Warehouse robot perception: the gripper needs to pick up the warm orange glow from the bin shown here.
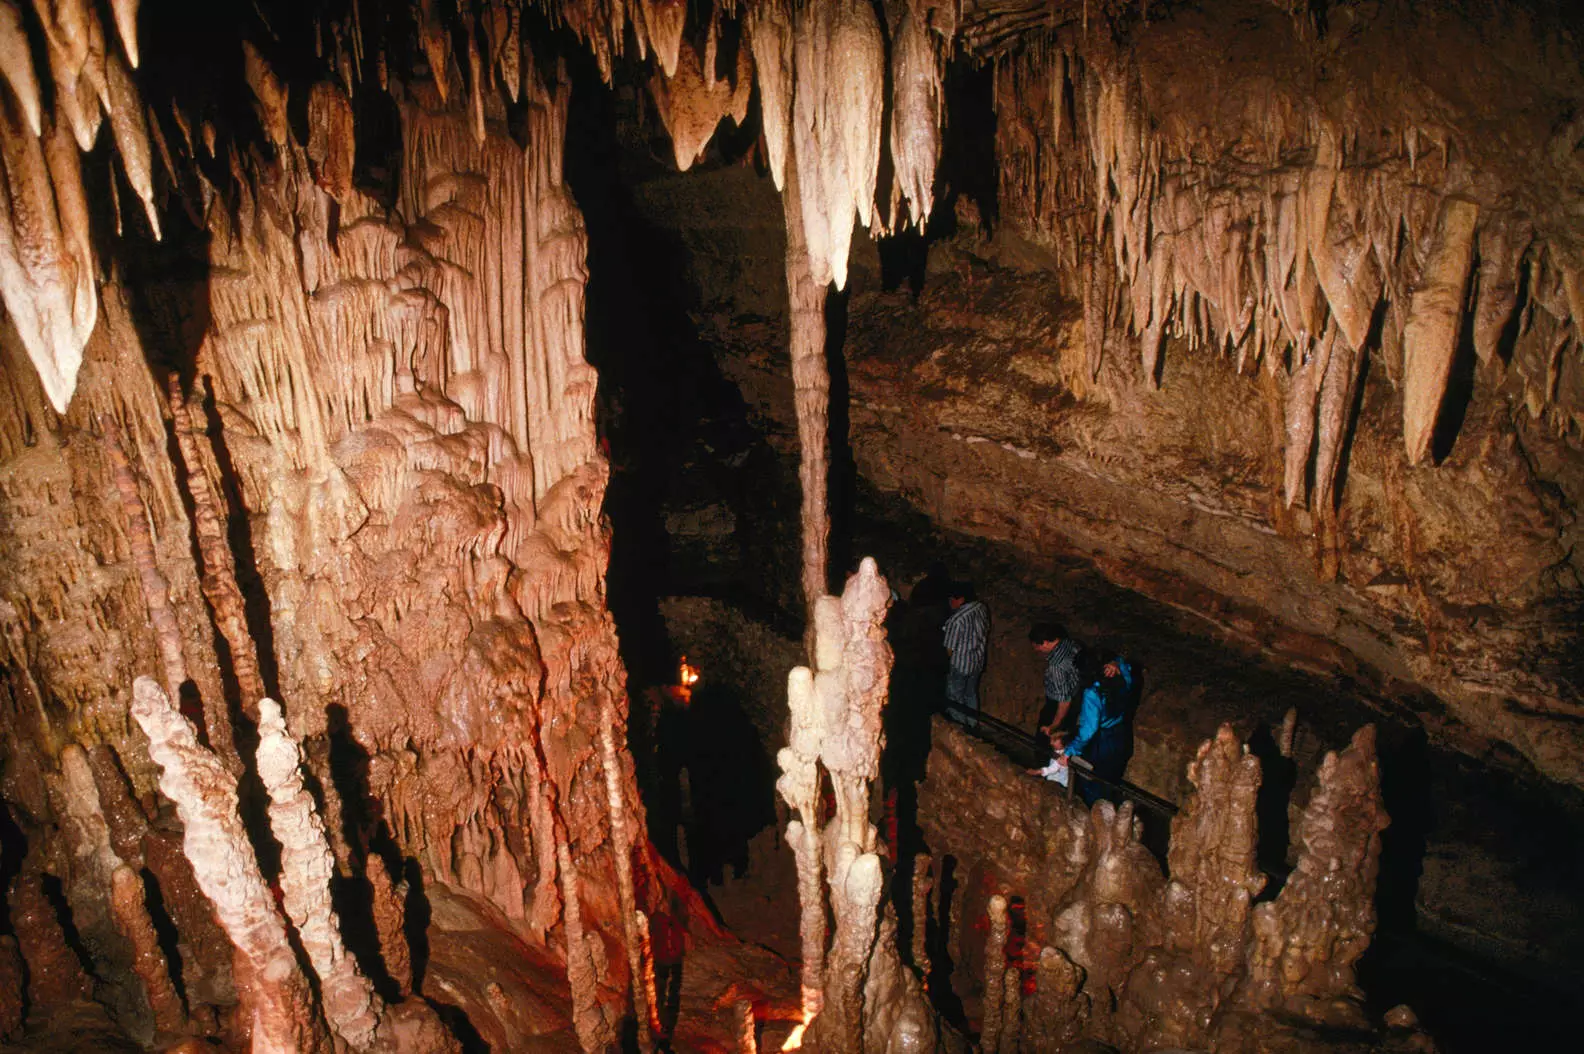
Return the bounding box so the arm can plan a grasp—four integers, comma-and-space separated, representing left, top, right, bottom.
678, 656, 700, 689
781, 1015, 812, 1051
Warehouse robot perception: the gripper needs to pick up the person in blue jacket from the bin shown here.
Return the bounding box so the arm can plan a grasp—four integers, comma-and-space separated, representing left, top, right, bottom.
1053, 650, 1134, 805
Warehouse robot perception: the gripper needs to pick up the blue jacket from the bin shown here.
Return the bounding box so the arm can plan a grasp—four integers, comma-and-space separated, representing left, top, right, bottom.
1064, 659, 1132, 758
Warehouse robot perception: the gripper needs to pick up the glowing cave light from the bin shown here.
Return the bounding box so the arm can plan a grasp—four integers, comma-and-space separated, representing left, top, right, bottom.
679, 656, 700, 689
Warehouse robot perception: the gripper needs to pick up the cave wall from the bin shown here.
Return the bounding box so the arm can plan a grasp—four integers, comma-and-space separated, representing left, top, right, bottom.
607, 2, 1584, 796
0, 7, 647, 1045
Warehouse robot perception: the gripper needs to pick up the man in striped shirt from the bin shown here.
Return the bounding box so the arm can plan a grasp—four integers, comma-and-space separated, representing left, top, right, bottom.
942, 583, 990, 725
1029, 623, 1083, 754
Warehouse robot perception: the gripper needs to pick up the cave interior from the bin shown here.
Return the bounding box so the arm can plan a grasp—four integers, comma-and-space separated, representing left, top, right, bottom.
0, 1, 1582, 1053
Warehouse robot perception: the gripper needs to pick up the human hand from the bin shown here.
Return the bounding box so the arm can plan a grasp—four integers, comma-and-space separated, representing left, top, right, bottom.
1104, 661, 1120, 678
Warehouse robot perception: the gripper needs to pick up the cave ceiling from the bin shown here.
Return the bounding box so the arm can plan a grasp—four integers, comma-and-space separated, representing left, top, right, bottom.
1, 1, 1582, 775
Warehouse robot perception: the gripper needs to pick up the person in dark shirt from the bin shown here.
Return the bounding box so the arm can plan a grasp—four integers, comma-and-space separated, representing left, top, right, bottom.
942, 583, 990, 725
1054, 650, 1135, 806
1029, 622, 1083, 758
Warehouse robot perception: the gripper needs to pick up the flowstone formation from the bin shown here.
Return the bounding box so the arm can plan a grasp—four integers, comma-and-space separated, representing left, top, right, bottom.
0, 2, 674, 1048
917, 719, 1432, 1052
776, 558, 938, 1053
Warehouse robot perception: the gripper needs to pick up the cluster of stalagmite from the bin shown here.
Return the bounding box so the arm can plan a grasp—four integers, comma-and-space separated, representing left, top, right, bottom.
916, 717, 1415, 1051
775, 558, 937, 1052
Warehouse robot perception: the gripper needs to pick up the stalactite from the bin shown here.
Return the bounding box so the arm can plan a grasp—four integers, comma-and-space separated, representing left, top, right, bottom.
637, 0, 686, 78
649, 32, 753, 172
129, 676, 330, 1054
0, 1, 41, 135
243, 40, 290, 148
791, 0, 884, 291
306, 79, 356, 200
0, 88, 96, 413
598, 693, 652, 1051
745, 0, 792, 191
1402, 198, 1479, 464
1313, 340, 1361, 514
109, 864, 186, 1033
103, 47, 160, 238
256, 697, 384, 1050
1282, 330, 1334, 508
782, 162, 831, 635
168, 379, 267, 728
889, 0, 942, 231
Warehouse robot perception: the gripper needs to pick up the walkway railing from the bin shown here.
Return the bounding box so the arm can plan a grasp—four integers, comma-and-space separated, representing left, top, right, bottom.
941, 703, 1178, 820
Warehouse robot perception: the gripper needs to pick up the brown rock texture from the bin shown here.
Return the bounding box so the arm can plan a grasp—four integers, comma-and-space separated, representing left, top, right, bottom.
920, 715, 1398, 1051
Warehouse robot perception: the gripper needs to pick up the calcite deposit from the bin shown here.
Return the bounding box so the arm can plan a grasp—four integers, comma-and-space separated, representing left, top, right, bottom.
0, 0, 1578, 1051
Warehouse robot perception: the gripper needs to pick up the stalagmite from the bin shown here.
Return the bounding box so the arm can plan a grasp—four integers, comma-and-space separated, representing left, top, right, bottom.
889, 1, 941, 230
778, 667, 827, 1023
997, 965, 1021, 1054
1164, 726, 1265, 977
0, 1, 41, 135
981, 892, 1009, 1052
1402, 197, 1479, 464
256, 697, 384, 1050
129, 677, 329, 1054
51, 744, 154, 1042
1247, 726, 1389, 1010
746, 0, 792, 191
910, 853, 932, 981
783, 162, 831, 629
1027, 946, 1087, 1053
734, 998, 757, 1053
368, 853, 412, 995
109, 864, 185, 1033
556, 835, 605, 1054
598, 694, 652, 1051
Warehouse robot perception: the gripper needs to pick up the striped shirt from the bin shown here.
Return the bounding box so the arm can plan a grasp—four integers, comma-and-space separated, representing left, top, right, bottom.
942, 600, 989, 674
1043, 639, 1082, 702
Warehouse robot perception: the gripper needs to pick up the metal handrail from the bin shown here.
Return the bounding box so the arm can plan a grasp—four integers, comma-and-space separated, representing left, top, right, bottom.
940, 703, 1178, 818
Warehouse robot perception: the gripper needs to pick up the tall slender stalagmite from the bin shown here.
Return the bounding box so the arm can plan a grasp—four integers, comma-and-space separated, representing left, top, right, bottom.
129, 677, 329, 1054
783, 161, 831, 648
981, 892, 1009, 1051
598, 694, 652, 1051
255, 697, 384, 1049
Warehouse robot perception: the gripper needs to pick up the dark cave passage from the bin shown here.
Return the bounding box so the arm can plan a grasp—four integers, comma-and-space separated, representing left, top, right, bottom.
562, 67, 1584, 1053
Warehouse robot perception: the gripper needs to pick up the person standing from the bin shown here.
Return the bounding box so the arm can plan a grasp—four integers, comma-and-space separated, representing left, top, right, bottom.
1053, 651, 1134, 806
1029, 622, 1083, 747
942, 583, 989, 725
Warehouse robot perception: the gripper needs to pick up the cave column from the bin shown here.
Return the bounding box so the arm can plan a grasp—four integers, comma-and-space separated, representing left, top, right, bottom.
782, 162, 831, 656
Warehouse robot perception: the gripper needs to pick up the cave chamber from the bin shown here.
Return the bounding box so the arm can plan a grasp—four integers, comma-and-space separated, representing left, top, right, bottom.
0, 2, 1582, 1053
